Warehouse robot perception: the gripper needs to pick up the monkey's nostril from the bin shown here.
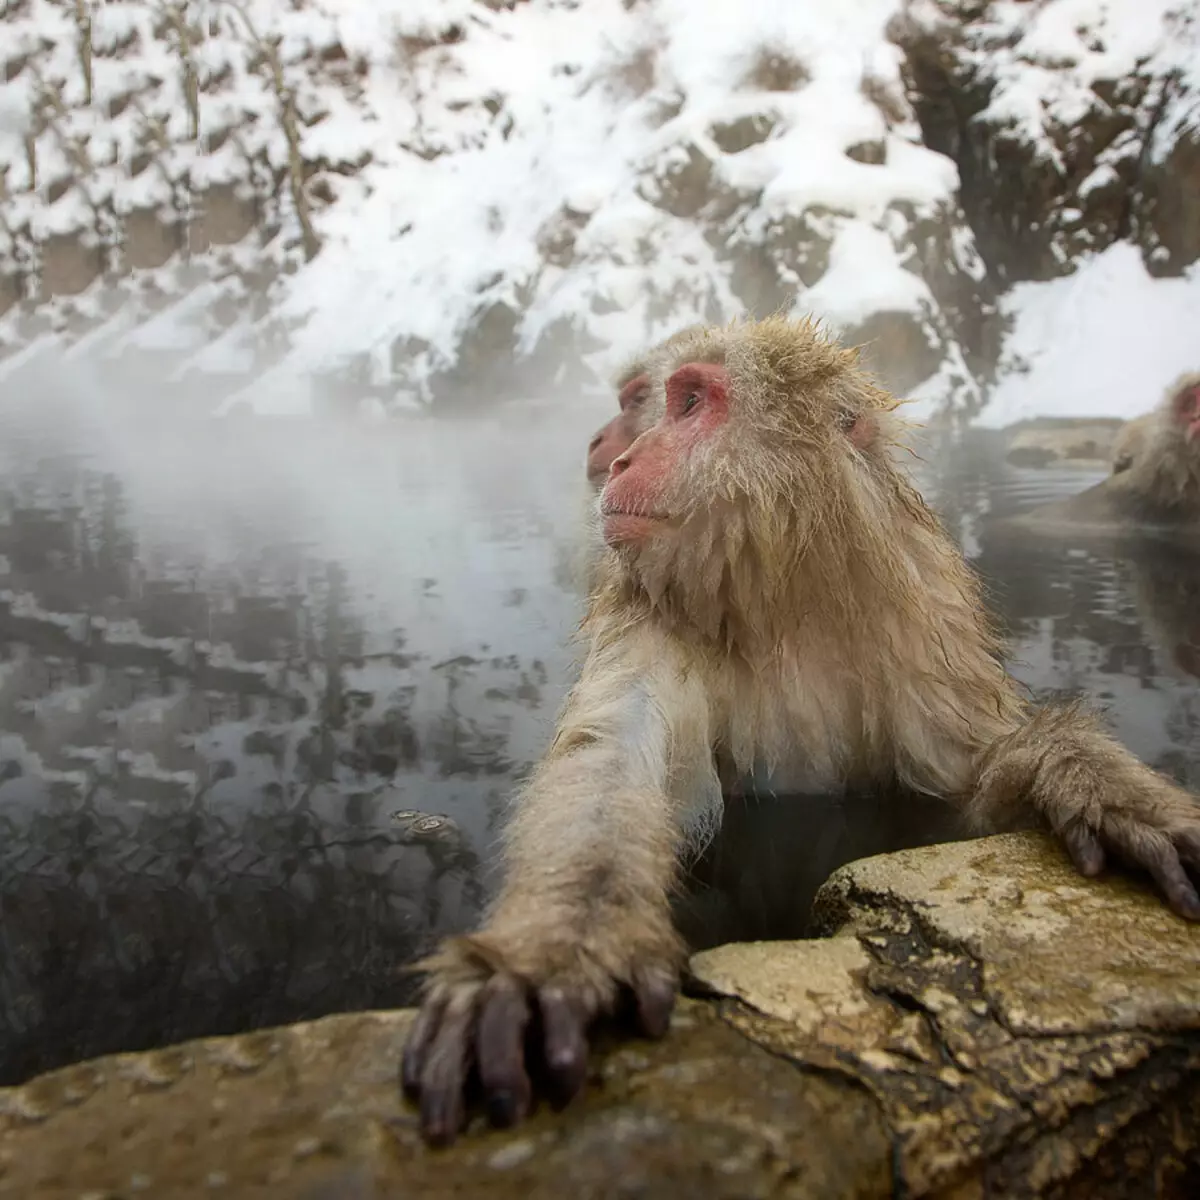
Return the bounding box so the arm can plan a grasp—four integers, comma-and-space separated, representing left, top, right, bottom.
588, 434, 603, 453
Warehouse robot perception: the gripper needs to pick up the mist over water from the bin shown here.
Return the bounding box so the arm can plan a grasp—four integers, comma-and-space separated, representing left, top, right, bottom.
0, 354, 1198, 1087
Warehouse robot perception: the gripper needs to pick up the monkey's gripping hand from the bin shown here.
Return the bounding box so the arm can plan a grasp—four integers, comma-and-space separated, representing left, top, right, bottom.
401, 909, 684, 1146
400, 625, 710, 1145
1053, 785, 1200, 921
974, 705, 1200, 920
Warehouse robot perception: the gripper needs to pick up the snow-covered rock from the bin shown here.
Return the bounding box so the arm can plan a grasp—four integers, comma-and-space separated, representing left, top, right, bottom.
0, 0, 1198, 425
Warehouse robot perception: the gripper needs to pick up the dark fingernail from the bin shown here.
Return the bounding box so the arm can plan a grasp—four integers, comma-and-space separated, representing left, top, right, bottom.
635, 976, 677, 1039
422, 1092, 463, 1148
401, 1047, 424, 1101
478, 979, 532, 1127
1063, 826, 1105, 876
539, 991, 589, 1107
1172, 888, 1200, 921
486, 1087, 524, 1128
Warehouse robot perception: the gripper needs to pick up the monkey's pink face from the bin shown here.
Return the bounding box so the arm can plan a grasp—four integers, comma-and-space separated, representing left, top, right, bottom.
586, 374, 651, 488
1175, 385, 1200, 444
599, 363, 729, 547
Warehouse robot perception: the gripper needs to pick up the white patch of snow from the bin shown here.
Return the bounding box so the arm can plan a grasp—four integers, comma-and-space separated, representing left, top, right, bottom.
977, 242, 1200, 428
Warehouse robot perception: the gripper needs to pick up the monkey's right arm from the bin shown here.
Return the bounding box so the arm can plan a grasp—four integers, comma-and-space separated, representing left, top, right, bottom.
401, 623, 713, 1145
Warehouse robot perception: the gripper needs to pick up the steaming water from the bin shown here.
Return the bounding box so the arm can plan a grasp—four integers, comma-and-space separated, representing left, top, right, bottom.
1, 359, 1198, 1086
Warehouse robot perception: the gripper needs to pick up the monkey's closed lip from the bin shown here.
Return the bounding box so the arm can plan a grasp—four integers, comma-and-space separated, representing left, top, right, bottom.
599, 503, 669, 520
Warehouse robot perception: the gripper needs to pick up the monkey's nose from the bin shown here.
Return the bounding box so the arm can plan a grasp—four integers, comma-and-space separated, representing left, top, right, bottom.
610, 454, 631, 476
588, 432, 604, 453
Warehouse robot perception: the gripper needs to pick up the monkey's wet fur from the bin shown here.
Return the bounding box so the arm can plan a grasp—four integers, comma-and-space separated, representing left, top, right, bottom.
1006, 370, 1200, 540
402, 316, 1200, 1146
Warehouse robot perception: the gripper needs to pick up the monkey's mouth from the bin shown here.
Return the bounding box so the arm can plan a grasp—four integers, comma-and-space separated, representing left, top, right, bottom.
599, 502, 670, 522
599, 504, 671, 543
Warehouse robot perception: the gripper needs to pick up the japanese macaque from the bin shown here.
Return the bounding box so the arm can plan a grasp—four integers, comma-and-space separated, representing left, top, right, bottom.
1005, 372, 1200, 540
403, 318, 1200, 1146
575, 326, 706, 594
1110, 413, 1152, 476
584, 325, 707, 490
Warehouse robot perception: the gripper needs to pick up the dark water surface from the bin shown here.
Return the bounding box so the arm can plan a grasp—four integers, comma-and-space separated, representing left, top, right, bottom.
1, 385, 1198, 1086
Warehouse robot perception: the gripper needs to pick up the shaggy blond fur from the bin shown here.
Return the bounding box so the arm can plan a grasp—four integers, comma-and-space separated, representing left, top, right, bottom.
1110, 372, 1200, 513
407, 317, 1200, 1142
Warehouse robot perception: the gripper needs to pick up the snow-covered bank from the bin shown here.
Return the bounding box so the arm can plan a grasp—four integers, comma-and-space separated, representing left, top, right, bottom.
0, 0, 1197, 424
978, 244, 1200, 428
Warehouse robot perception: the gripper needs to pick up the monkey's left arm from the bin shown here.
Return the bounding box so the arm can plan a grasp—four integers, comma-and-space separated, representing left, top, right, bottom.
401, 623, 715, 1145
967, 701, 1200, 920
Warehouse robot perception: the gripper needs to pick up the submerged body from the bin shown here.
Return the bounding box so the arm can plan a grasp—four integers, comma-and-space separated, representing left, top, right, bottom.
405, 319, 1200, 1146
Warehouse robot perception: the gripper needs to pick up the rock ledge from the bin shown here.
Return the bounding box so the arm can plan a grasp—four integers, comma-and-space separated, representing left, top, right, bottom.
3, 833, 1198, 1198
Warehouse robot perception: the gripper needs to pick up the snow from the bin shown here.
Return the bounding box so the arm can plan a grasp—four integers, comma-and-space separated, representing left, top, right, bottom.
978, 243, 1200, 428
0, 0, 1197, 426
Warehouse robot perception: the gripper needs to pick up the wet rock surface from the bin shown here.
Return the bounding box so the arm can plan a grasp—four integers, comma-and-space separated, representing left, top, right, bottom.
4, 832, 1198, 1198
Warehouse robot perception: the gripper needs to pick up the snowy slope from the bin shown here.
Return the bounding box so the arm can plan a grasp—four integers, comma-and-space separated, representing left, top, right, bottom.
0, 0, 1197, 425
0, 0, 982, 417
953, 0, 1200, 424
979, 244, 1200, 427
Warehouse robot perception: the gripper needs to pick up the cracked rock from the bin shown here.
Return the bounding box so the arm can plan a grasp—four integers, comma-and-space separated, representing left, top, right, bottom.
3, 833, 1198, 1197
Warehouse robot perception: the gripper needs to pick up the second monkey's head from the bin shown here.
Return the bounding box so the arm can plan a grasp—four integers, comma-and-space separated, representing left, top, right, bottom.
585, 325, 709, 490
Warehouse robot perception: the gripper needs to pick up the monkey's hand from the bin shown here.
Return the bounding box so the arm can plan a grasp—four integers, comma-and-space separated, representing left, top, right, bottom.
400, 912, 683, 1146
1051, 783, 1200, 921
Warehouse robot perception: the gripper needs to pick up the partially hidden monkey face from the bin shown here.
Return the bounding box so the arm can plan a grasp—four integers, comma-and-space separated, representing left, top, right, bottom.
586, 373, 653, 489
1174, 383, 1200, 444
599, 362, 731, 549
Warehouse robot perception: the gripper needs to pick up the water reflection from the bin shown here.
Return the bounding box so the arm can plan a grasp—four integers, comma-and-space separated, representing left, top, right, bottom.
0, 373, 1197, 1086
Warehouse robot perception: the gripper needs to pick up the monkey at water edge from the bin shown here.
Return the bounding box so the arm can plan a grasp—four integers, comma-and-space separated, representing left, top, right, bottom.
1010, 372, 1200, 540
1111, 372, 1200, 504
403, 318, 1200, 1146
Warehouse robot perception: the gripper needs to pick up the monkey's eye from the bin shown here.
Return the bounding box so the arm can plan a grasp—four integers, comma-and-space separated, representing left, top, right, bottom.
681, 390, 700, 415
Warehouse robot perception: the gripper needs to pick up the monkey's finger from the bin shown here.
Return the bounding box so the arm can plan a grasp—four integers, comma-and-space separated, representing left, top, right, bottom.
418, 995, 478, 1146
1115, 829, 1200, 921
401, 991, 448, 1101
537, 984, 591, 1107
631, 965, 677, 1039
1061, 823, 1105, 876
477, 976, 532, 1129
1170, 825, 1200, 869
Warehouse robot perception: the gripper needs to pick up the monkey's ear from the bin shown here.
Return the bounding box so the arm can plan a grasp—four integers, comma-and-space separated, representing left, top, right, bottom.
837, 407, 876, 451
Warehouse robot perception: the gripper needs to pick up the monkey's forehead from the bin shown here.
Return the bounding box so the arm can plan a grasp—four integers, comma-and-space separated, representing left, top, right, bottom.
612, 324, 711, 389
1166, 371, 1200, 401
649, 317, 869, 401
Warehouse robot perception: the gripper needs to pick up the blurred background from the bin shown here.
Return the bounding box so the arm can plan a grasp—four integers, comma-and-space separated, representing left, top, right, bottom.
0, 0, 1197, 1086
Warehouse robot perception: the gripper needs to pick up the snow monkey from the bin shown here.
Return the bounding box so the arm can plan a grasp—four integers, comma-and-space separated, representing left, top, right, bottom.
576, 325, 708, 595
403, 318, 1200, 1146
1009, 372, 1200, 540
1110, 371, 1200, 509
584, 325, 707, 490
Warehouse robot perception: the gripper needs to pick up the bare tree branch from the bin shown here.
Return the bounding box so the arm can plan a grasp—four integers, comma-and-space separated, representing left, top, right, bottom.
221, 1, 321, 261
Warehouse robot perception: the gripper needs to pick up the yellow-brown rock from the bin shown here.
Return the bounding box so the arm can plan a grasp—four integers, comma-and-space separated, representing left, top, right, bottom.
3, 832, 1199, 1198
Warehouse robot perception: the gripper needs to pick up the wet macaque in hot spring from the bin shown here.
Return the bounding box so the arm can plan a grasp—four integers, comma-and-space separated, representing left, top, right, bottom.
1111, 372, 1200, 507
1009, 372, 1200, 539
404, 318, 1200, 1146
